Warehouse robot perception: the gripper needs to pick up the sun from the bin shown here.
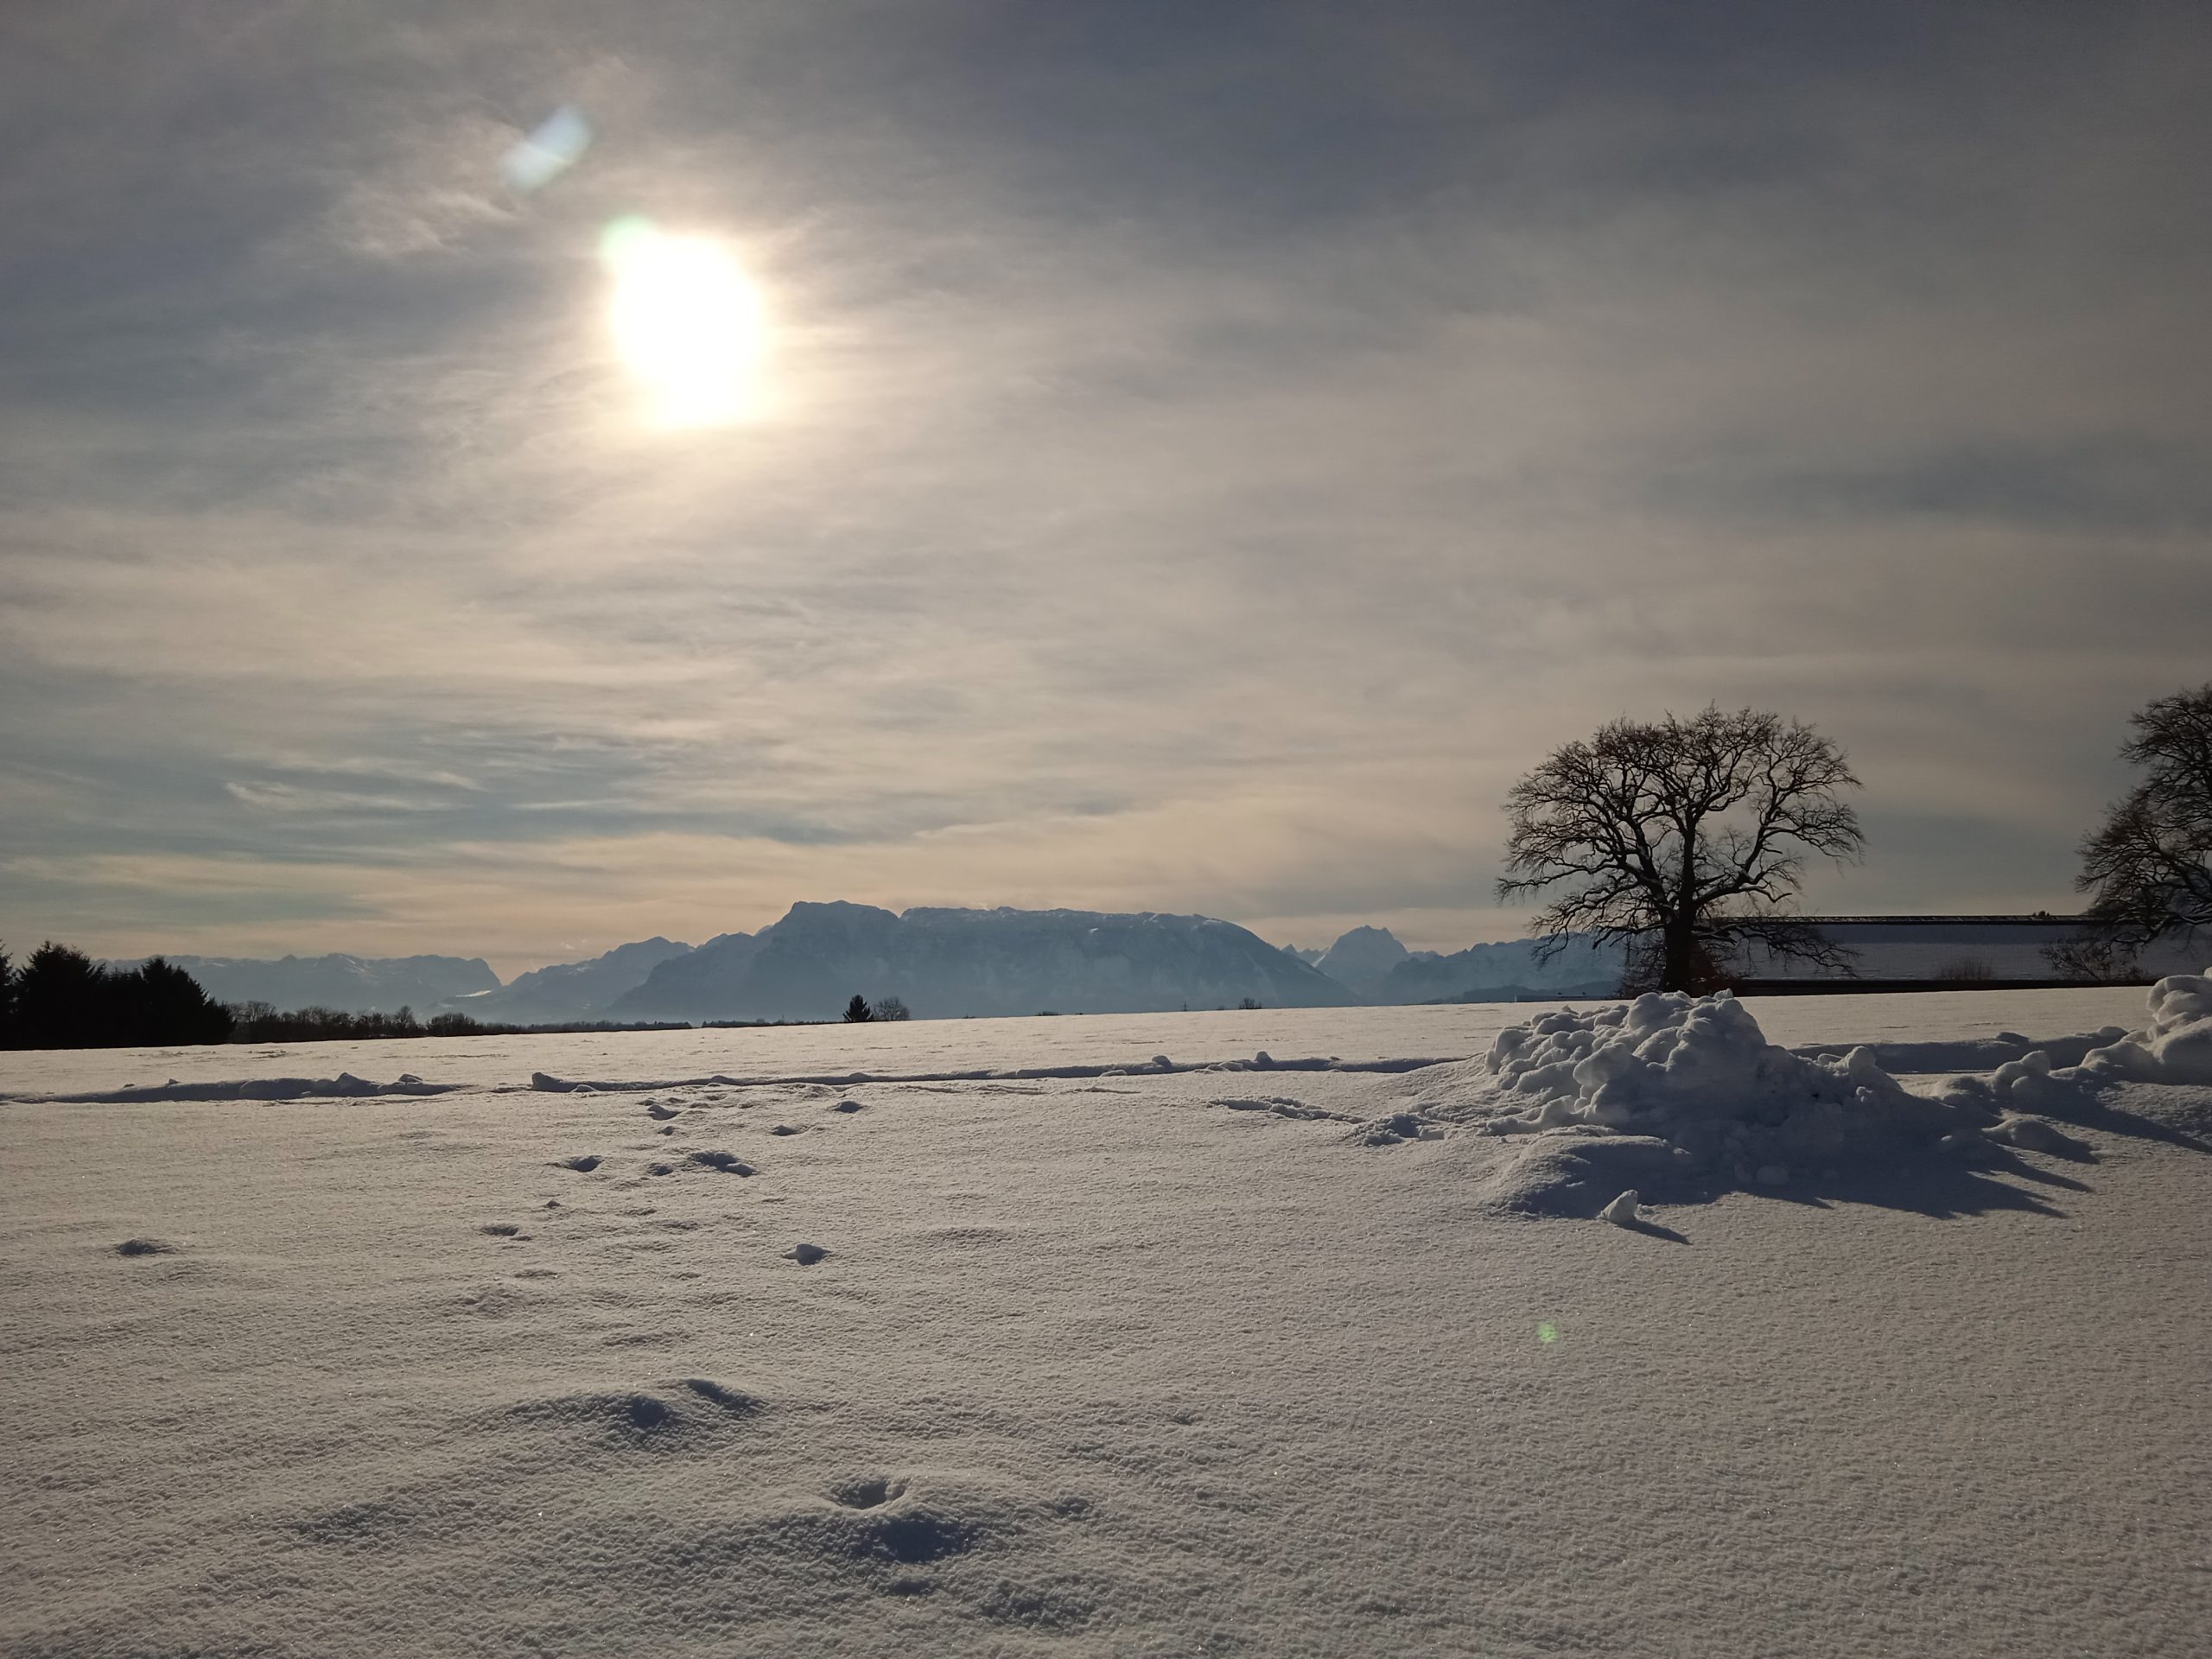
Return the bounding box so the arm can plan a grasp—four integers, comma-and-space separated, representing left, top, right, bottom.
600, 218, 766, 427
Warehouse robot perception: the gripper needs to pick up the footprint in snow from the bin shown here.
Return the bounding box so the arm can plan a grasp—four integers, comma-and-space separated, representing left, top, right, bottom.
689, 1150, 756, 1175
784, 1243, 828, 1265
557, 1154, 601, 1173
832, 1474, 905, 1509
645, 1104, 680, 1121
769, 1123, 802, 1135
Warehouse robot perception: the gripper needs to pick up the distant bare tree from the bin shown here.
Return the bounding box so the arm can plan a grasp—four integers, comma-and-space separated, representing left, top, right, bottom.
871, 996, 911, 1021
2050, 683, 2212, 978
1498, 706, 1866, 994
1933, 957, 1995, 985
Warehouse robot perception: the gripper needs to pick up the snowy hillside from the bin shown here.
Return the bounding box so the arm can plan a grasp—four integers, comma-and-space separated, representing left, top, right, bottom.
112, 951, 500, 1014
3, 980, 2206, 1656
611, 902, 1357, 1022
448, 938, 693, 1025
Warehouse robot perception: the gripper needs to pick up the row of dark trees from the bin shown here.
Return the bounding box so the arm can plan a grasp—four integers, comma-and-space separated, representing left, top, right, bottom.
0, 944, 703, 1050
1500, 683, 2212, 994
0, 944, 233, 1049
842, 995, 911, 1022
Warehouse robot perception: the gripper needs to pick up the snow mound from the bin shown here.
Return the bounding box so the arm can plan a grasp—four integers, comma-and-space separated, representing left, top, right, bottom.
1484, 993, 1953, 1141
522, 1054, 1454, 1094
1441, 992, 2015, 1214
1792, 1028, 2130, 1074
2072, 969, 2212, 1085
1930, 969, 2212, 1128
42, 1072, 457, 1103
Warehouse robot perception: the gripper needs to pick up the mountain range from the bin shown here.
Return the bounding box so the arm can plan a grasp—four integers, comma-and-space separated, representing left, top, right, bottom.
606, 902, 1357, 1022
112, 908, 1624, 1023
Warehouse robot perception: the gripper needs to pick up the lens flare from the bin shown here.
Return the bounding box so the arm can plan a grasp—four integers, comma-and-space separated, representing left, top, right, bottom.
501, 105, 592, 194
600, 218, 766, 427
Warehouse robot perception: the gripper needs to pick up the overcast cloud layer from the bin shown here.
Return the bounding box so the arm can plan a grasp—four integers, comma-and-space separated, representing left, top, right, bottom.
3, 1, 2208, 973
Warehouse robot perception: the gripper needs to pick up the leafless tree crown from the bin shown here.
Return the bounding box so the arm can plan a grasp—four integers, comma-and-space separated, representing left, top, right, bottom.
2050, 683, 2212, 976
1497, 705, 1866, 992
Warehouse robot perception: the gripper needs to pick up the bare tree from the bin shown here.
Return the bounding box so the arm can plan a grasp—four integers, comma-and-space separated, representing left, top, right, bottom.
2049, 683, 2212, 978
1497, 706, 1866, 994
871, 995, 911, 1021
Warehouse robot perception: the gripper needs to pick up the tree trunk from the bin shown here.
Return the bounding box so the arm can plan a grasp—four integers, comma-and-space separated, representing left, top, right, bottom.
1659, 916, 1700, 993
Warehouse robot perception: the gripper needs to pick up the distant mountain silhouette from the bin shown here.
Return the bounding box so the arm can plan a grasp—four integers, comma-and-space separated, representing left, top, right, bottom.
1361, 935, 1624, 1001
1312, 925, 1414, 996
609, 902, 1357, 1021
1289, 925, 1624, 1001
442, 938, 692, 1024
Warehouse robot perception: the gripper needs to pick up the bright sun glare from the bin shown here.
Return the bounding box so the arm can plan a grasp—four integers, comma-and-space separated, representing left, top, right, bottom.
600, 217, 766, 427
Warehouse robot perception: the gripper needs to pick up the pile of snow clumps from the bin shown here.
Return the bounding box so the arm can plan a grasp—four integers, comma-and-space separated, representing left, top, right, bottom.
1477, 992, 1961, 1187
1423, 969, 2212, 1216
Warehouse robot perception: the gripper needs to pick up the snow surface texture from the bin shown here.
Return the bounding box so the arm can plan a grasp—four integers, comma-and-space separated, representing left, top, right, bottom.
3, 989, 2207, 1655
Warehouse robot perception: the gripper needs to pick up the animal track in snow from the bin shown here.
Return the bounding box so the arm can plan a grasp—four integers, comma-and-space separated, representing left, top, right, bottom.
688, 1150, 756, 1175
505, 1379, 762, 1446
832, 1475, 906, 1510
645, 1103, 680, 1121
860, 1508, 976, 1565
679, 1377, 764, 1415
784, 1242, 829, 1265
114, 1237, 176, 1256
557, 1154, 602, 1172
480, 1223, 524, 1237
1215, 1096, 1342, 1122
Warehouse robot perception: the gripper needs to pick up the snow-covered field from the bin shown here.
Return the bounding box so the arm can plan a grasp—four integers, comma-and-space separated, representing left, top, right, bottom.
4, 986, 2208, 1656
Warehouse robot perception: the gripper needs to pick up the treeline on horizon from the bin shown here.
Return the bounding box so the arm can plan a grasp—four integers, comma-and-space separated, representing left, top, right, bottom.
0, 941, 782, 1051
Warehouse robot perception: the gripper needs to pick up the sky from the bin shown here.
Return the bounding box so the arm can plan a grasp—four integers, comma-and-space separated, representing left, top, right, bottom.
3, 0, 2209, 976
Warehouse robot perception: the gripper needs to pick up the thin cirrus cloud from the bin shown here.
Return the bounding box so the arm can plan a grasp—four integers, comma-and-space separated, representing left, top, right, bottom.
1, 1, 2209, 971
